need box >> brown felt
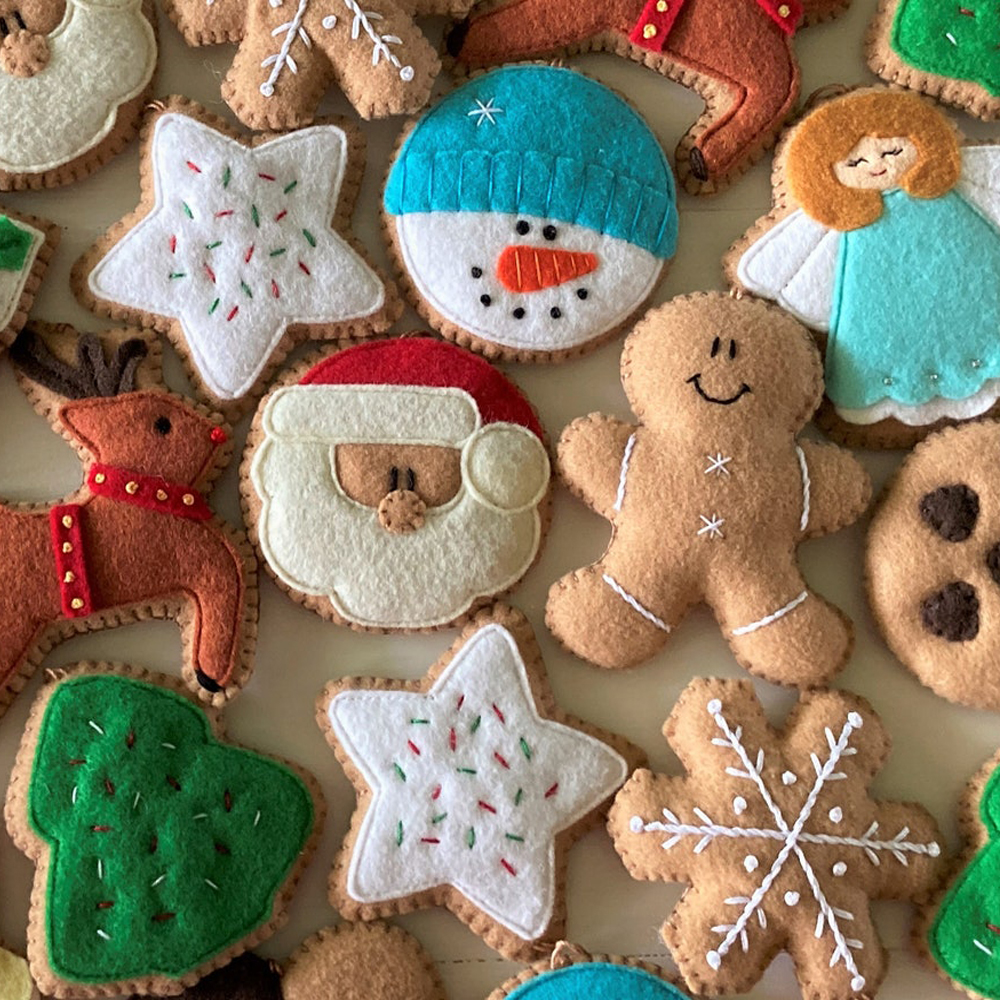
[71,96,402,418]
[867,420,1000,711]
[608,677,945,1000]
[545,292,870,688]
[335,443,462,508]
[448,0,849,195]
[316,603,645,961]
[0,322,258,722]
[281,922,444,1000]
[4,663,325,999]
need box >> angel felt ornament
[728,87,1000,448]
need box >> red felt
[629,0,687,51]
[299,339,544,438]
[87,464,213,521]
[50,505,94,619]
[756,0,802,34]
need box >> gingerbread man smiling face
[546,293,871,687]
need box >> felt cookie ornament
[0,946,35,1000]
[318,605,640,960]
[74,97,397,412]
[609,678,944,1000]
[867,0,1000,121]
[161,0,468,128]
[383,65,678,360]
[924,750,1000,1000]
[727,87,1000,449]
[0,323,257,718]
[3,665,323,998]
[243,337,551,631]
[0,204,56,348]
[0,0,155,189]
[545,292,871,687]
[447,0,849,195]
[866,421,1000,710]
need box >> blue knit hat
[385,65,678,260]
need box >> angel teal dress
[826,187,1000,410]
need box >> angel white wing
[957,146,1000,228]
[735,209,841,331]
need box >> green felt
[928,763,1000,997]
[891,0,1000,97]
[0,215,33,272]
[27,674,315,985]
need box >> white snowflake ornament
[319,607,636,960]
[609,678,944,1000]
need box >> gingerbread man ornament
[448,0,850,193]
[546,293,871,687]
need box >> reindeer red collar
[0,326,257,716]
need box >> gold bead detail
[643,22,657,37]
[778,4,790,14]
[656,1,668,10]
[93,473,106,485]
[182,494,195,506]
[64,571,75,584]
[62,515,73,529]
[125,481,139,495]
[62,542,73,554]
[70,598,84,610]
[156,489,168,502]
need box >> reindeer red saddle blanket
[629,0,802,47]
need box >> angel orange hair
[785,89,962,232]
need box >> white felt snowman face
[394,211,664,354]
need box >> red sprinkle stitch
[227,306,239,322]
[104,778,116,796]
[959,6,975,13]
[96,901,114,909]
[478,800,497,814]
[152,912,176,923]
[298,260,311,276]
[271,279,280,299]
[420,837,440,844]
[224,789,233,812]
[545,782,559,798]
[69,758,86,766]
[987,923,1000,935]
[492,703,505,724]
[169,235,177,254]
[245,244,255,263]
[431,784,442,800]
[500,858,517,876]
[258,172,276,181]
[215,210,234,218]
[449,727,457,752]
[186,160,202,173]
[456,694,465,711]
[275,209,288,222]
[494,751,510,769]
[203,264,217,284]
[91,825,112,832]
[407,740,421,756]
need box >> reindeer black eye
[153,416,172,435]
[515,220,530,236]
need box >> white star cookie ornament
[318,606,641,959]
[74,97,398,411]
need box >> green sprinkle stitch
[410,718,430,725]
[302,228,317,247]
[470,715,481,734]
[514,788,524,806]
[251,204,260,228]
[208,298,220,315]
[466,827,476,849]
[431,812,448,824]
[519,738,532,760]
[284,180,298,194]
[505,833,524,842]
[222,166,231,189]
[181,202,193,219]
[269,248,286,257]
[395,821,404,847]
[168,271,186,280]
[240,280,253,299]
[393,762,406,782]
[457,767,477,775]
[206,240,222,250]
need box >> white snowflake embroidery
[698,514,725,540]
[704,453,732,477]
[467,97,504,128]
[628,699,941,993]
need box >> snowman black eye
[480,294,492,307]
[577,289,588,300]
[550,307,562,319]
[470,266,482,279]
[515,220,530,236]
[543,225,557,241]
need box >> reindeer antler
[10,327,148,398]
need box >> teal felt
[826,189,1000,409]
[384,65,678,259]
[27,675,315,985]
[928,764,1000,998]
[503,963,690,1000]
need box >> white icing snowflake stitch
[627,697,941,993]
[467,98,504,128]
[327,623,628,941]
[87,112,385,401]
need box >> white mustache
[0,0,155,173]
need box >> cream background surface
[0,5,991,998]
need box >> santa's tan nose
[0,30,50,77]
[496,245,598,293]
[378,489,427,534]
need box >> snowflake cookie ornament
[74,97,397,412]
[384,65,678,361]
[609,678,944,1000]
[318,605,641,960]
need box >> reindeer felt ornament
[446,0,851,194]
[0,324,257,720]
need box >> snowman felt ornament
[243,338,551,630]
[383,65,678,362]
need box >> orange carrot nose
[496,245,599,293]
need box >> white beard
[252,438,542,628]
[0,0,156,174]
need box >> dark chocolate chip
[919,484,979,542]
[920,581,980,642]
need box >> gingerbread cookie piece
[162,0,464,128]
[318,605,640,960]
[74,97,397,412]
[726,86,1000,449]
[0,0,156,189]
[243,338,551,631]
[3,665,322,998]
[609,678,943,1000]
[447,0,849,195]
[546,292,870,687]
[0,323,257,719]
[923,750,1000,1000]
[383,65,677,361]
[866,421,1000,710]
[0,205,56,348]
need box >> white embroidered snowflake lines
[609,679,944,1000]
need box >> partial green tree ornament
[0,215,34,272]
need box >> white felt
[250,430,545,628]
[736,209,839,331]
[327,623,628,940]
[462,423,549,513]
[88,113,385,400]
[0,0,155,174]
[395,212,662,351]
[0,218,43,330]
[836,378,1000,425]
[956,146,1000,229]
[264,384,480,447]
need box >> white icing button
[851,975,867,992]
[848,712,863,728]
[706,950,721,970]
[707,699,722,715]
[629,816,644,833]
[322,14,337,27]
[828,807,843,823]
[400,65,415,81]
[784,891,800,906]
[733,796,747,815]
[744,855,759,873]
[260,82,275,97]
[782,771,797,785]
[832,862,847,877]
